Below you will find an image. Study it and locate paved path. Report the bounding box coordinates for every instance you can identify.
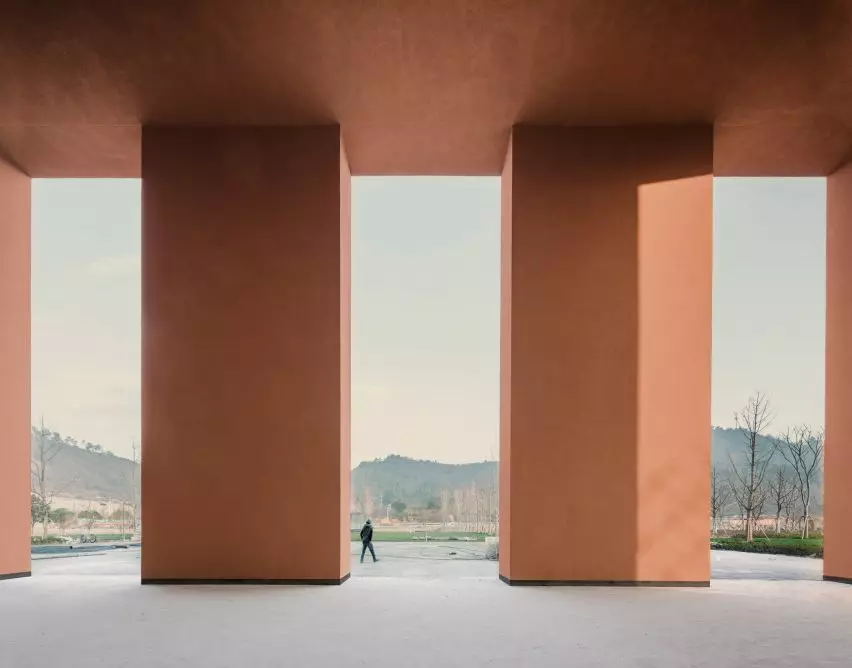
[711,549,823,581]
[352,540,495,579]
[30,544,826,582]
[4,548,851,668]
[32,543,135,559]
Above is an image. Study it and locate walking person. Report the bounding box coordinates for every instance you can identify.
[360,518,378,563]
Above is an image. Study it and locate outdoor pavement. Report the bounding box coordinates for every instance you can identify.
[352,540,495,579]
[22,543,829,581]
[710,548,824,581]
[2,546,850,667]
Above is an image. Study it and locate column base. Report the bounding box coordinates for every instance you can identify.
[499,574,709,587]
[0,571,31,581]
[824,575,852,585]
[142,573,350,586]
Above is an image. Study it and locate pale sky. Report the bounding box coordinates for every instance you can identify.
[712,178,825,432]
[31,177,825,464]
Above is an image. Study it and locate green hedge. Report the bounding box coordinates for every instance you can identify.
[350,531,488,542]
[711,537,823,558]
[31,534,133,544]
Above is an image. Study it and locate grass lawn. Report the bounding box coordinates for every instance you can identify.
[711,536,823,558]
[351,531,489,542]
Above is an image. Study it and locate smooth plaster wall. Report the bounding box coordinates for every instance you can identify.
[825,163,852,583]
[0,158,31,579]
[500,126,712,583]
[141,126,349,582]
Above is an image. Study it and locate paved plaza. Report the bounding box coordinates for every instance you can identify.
[2,546,850,667]
[26,542,829,581]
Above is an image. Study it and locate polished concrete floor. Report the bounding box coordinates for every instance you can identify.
[2,547,850,667]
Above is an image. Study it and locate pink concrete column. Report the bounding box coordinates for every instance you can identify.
[0,158,31,581]
[141,127,350,584]
[500,126,713,585]
[825,162,852,585]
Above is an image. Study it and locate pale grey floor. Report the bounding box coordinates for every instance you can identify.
[3,547,851,667]
[710,548,824,581]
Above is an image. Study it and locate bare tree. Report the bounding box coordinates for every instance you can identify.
[440,488,450,527]
[31,419,63,539]
[710,466,732,536]
[115,441,141,539]
[486,484,498,535]
[468,482,479,533]
[728,393,775,542]
[452,488,463,527]
[130,442,140,535]
[775,425,824,539]
[362,487,374,519]
[767,465,796,534]
[780,482,800,533]
[492,456,499,536]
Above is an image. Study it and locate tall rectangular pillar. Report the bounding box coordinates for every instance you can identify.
[0,158,31,581]
[825,162,852,585]
[141,127,350,584]
[500,126,713,585]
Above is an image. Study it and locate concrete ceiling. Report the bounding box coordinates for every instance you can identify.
[2,0,852,177]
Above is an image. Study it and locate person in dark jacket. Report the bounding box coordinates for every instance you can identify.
[359,518,378,563]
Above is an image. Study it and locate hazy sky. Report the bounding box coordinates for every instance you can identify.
[32,180,141,455]
[352,178,500,464]
[31,177,825,464]
[712,178,825,432]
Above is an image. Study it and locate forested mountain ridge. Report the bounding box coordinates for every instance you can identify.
[34,427,819,510]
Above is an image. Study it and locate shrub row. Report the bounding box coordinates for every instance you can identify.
[721,532,824,541]
[711,540,823,558]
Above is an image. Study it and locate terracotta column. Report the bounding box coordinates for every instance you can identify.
[825,163,852,585]
[500,126,713,585]
[0,158,31,581]
[141,127,350,584]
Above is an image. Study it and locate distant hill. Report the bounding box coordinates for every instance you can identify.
[352,429,823,511]
[32,429,137,501]
[350,432,752,510]
[711,426,775,468]
[712,426,823,511]
[34,426,820,511]
[351,455,497,509]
